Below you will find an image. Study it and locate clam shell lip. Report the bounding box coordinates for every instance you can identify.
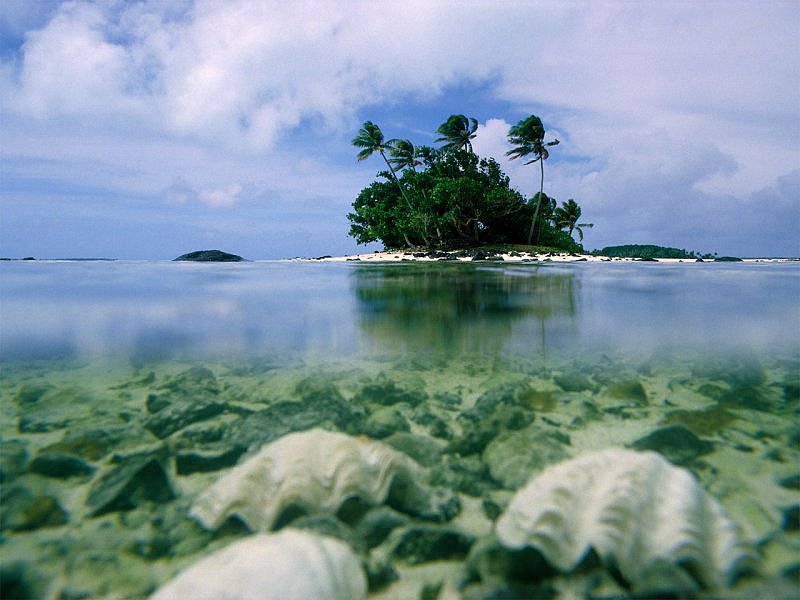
[495,448,756,590]
[189,428,422,531]
[149,528,366,600]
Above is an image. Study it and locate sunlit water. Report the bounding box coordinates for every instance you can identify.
[1,260,798,597]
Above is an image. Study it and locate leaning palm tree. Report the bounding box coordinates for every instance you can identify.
[353,122,413,205]
[388,139,421,172]
[435,114,479,152]
[506,115,560,244]
[554,198,593,241]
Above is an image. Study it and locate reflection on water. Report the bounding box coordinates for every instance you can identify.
[353,263,579,359]
[1,260,797,365]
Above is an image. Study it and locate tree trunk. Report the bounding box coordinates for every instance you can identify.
[526,157,545,245]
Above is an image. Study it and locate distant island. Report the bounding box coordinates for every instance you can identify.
[591,245,719,260]
[173,250,246,262]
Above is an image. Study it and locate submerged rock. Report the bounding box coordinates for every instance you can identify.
[0,439,28,483]
[173,250,245,262]
[144,397,226,439]
[28,452,95,478]
[388,524,475,564]
[483,428,571,490]
[86,449,175,516]
[2,487,68,530]
[630,424,714,465]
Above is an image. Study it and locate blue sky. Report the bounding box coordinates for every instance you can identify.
[1,0,798,259]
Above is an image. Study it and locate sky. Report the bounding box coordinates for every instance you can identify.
[1,0,798,259]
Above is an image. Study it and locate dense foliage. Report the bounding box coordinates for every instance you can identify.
[348,116,585,252]
[592,245,712,259]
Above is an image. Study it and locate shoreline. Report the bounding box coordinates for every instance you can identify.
[304,250,797,264]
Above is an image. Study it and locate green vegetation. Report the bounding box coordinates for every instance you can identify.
[593,245,716,259]
[347,115,585,252]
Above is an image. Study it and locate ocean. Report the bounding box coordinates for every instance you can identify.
[1,259,798,598]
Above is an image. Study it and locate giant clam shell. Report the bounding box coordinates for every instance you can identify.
[495,448,756,590]
[190,428,429,531]
[149,528,366,600]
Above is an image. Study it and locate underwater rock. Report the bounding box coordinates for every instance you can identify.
[13,382,54,406]
[190,429,458,532]
[778,473,800,490]
[780,505,799,532]
[0,561,47,600]
[353,506,410,549]
[2,486,68,530]
[383,432,444,467]
[554,372,595,393]
[0,439,28,483]
[149,529,366,600]
[40,427,134,461]
[662,404,737,436]
[692,353,765,388]
[429,455,494,497]
[175,447,245,475]
[495,448,756,591]
[388,524,475,565]
[173,249,245,262]
[17,387,99,433]
[143,397,226,439]
[355,375,428,407]
[157,365,219,395]
[28,452,95,478]
[603,380,648,404]
[410,409,453,439]
[629,424,714,465]
[364,405,410,439]
[225,393,364,450]
[450,404,534,457]
[86,448,175,516]
[482,428,570,490]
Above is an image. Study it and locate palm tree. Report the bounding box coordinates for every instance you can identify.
[435,114,479,152]
[388,139,421,172]
[506,115,560,244]
[553,198,593,241]
[353,121,413,206]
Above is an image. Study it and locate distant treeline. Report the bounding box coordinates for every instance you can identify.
[592,245,715,259]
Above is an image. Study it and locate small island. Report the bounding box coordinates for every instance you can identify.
[173,250,246,262]
[347,114,588,255]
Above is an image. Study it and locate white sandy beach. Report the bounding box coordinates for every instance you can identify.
[306,250,792,263]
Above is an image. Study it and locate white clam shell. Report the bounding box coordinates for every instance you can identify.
[190,428,424,531]
[149,528,366,600]
[495,448,756,589]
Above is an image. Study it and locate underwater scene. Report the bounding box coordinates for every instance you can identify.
[1,260,798,599]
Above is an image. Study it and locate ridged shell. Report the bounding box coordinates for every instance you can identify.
[495,448,756,590]
[149,529,366,600]
[190,428,423,531]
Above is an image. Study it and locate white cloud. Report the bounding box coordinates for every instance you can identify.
[198,183,242,208]
[0,0,797,257]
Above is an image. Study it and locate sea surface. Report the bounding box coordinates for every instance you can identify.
[1,259,798,598]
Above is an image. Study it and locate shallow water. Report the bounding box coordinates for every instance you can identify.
[1,260,798,598]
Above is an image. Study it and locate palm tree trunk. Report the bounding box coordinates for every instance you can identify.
[526,157,545,245]
[380,150,412,210]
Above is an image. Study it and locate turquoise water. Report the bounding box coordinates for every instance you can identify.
[1,260,798,597]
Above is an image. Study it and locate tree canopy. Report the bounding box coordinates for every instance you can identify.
[348,115,586,253]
